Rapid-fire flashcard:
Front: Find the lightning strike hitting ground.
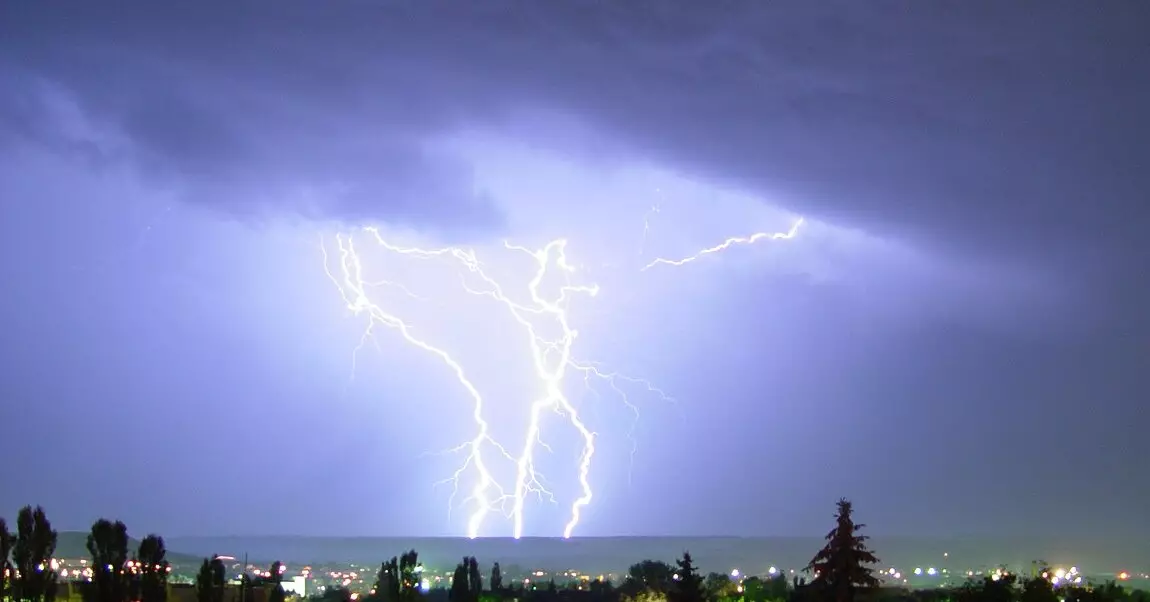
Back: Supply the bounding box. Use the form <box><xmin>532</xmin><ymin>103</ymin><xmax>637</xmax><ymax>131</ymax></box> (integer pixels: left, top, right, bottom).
<box><xmin>321</xmin><ymin>228</ymin><xmax>669</xmax><ymax>539</ymax></box>
<box><xmin>642</xmin><ymin>217</ymin><xmax>804</xmax><ymax>271</ymax></box>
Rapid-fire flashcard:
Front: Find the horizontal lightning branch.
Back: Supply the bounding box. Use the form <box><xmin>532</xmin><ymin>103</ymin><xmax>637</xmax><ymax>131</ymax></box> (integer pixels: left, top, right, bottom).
<box><xmin>642</xmin><ymin>217</ymin><xmax>804</xmax><ymax>271</ymax></box>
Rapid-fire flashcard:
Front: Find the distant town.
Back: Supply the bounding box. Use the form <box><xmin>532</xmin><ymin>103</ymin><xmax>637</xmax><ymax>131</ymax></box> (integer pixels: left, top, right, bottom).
<box><xmin>3</xmin><ymin>501</ymin><xmax>1148</xmax><ymax>602</ymax></box>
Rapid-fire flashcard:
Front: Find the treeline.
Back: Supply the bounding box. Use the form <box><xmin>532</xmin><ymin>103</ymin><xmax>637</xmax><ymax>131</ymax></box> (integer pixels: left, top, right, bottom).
<box><xmin>0</xmin><ymin>505</ymin><xmax>172</xmax><ymax>602</ymax></box>
<box><xmin>4</xmin><ymin>500</ymin><xmax>1150</xmax><ymax>602</ymax></box>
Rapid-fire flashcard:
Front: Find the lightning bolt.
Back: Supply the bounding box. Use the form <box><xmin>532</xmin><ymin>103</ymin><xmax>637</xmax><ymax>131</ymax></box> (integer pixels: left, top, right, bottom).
<box><xmin>642</xmin><ymin>217</ymin><xmax>804</xmax><ymax>270</ymax></box>
<box><xmin>321</xmin><ymin>227</ymin><xmax>669</xmax><ymax>539</ymax></box>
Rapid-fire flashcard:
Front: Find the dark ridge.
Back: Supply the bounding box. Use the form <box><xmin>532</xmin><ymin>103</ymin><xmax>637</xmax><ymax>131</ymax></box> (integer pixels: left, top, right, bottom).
<box><xmin>152</xmin><ymin>536</ymin><xmax>1148</xmax><ymax>574</ymax></box>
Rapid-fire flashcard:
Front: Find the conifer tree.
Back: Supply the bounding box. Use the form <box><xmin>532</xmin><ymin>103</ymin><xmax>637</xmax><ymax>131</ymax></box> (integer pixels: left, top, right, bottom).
<box><xmin>806</xmin><ymin>498</ymin><xmax>880</xmax><ymax>602</ymax></box>
<box><xmin>668</xmin><ymin>552</ymin><xmax>704</xmax><ymax>602</ymax></box>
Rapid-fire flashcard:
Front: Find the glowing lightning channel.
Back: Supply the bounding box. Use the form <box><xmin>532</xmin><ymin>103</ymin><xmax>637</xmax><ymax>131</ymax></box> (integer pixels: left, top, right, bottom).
<box><xmin>321</xmin><ymin>233</ymin><xmax>511</xmax><ymax>539</ymax></box>
<box><xmin>322</xmin><ymin>228</ymin><xmax>669</xmax><ymax>539</ymax></box>
<box><xmin>641</xmin><ymin>217</ymin><xmax>805</xmax><ymax>270</ymax></box>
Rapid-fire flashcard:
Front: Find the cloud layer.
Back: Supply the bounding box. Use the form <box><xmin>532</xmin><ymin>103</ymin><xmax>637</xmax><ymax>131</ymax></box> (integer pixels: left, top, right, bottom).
<box><xmin>3</xmin><ymin>1</ymin><xmax>1148</xmax><ymax>265</ymax></box>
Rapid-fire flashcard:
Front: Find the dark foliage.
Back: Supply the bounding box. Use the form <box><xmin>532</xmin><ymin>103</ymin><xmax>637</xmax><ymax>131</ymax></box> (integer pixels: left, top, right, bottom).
<box><xmin>12</xmin><ymin>505</ymin><xmax>59</xmax><ymax>602</ymax></box>
<box><xmin>620</xmin><ymin>560</ymin><xmax>676</xmax><ymax>597</ymax></box>
<box><xmin>135</xmin><ymin>534</ymin><xmax>170</xmax><ymax>602</ymax></box>
<box><xmin>84</xmin><ymin>519</ymin><xmax>131</xmax><ymax>602</ymax></box>
<box><xmin>195</xmin><ymin>556</ymin><xmax>227</xmax><ymax>602</ymax></box>
<box><xmin>807</xmin><ymin>498</ymin><xmax>880</xmax><ymax>602</ymax></box>
<box><xmin>668</xmin><ymin>552</ymin><xmax>705</xmax><ymax>602</ymax></box>
<box><xmin>490</xmin><ymin>563</ymin><xmax>503</xmax><ymax>593</ymax></box>
<box><xmin>0</xmin><ymin>517</ymin><xmax>12</xmax><ymax>602</ymax></box>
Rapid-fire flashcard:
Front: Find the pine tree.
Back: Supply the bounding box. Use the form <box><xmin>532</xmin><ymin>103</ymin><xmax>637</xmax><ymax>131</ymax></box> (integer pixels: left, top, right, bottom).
<box><xmin>668</xmin><ymin>552</ymin><xmax>704</xmax><ymax>602</ymax></box>
<box><xmin>806</xmin><ymin>498</ymin><xmax>880</xmax><ymax>602</ymax></box>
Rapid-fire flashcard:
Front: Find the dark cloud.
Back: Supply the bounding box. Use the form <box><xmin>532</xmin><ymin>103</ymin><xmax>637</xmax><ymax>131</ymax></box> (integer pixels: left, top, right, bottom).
<box><xmin>3</xmin><ymin>2</ymin><xmax>1148</xmax><ymax>270</ymax></box>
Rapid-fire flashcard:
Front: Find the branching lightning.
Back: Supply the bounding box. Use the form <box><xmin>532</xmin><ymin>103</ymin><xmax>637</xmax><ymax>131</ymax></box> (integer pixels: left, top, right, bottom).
<box><xmin>642</xmin><ymin>217</ymin><xmax>804</xmax><ymax>271</ymax></box>
<box><xmin>321</xmin><ymin>227</ymin><xmax>670</xmax><ymax>539</ymax></box>
<box><xmin>321</xmin><ymin>206</ymin><xmax>801</xmax><ymax>539</ymax></box>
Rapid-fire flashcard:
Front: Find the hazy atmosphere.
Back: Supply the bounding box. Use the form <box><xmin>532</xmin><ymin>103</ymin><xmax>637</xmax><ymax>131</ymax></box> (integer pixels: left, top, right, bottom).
<box><xmin>1</xmin><ymin>2</ymin><xmax>1148</xmax><ymax>540</ymax></box>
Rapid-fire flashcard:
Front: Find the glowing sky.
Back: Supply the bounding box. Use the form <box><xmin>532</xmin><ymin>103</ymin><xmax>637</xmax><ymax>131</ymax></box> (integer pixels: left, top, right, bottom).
<box><xmin>1</xmin><ymin>2</ymin><xmax>1148</xmax><ymax>538</ymax></box>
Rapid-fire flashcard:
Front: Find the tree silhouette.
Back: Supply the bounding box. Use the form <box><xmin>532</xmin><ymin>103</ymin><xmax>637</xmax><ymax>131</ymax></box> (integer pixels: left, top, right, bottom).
<box><xmin>806</xmin><ymin>498</ymin><xmax>880</xmax><ymax>602</ymax></box>
<box><xmin>398</xmin><ymin>550</ymin><xmax>422</xmax><ymax>601</ymax></box>
<box><xmin>0</xmin><ymin>517</ymin><xmax>11</xmax><ymax>602</ymax></box>
<box><xmin>668</xmin><ymin>553</ymin><xmax>704</xmax><ymax>602</ymax></box>
<box><xmin>375</xmin><ymin>558</ymin><xmax>400</xmax><ymax>602</ymax></box>
<box><xmin>85</xmin><ymin>519</ymin><xmax>131</xmax><ymax>602</ymax></box>
<box><xmin>267</xmin><ymin>561</ymin><xmax>286</xmax><ymax>602</ymax></box>
<box><xmin>195</xmin><ymin>557</ymin><xmax>227</xmax><ymax>602</ymax></box>
<box><xmin>490</xmin><ymin>563</ymin><xmax>503</xmax><ymax>593</ymax></box>
<box><xmin>135</xmin><ymin>534</ymin><xmax>169</xmax><ymax>602</ymax></box>
<box><xmin>12</xmin><ymin>505</ymin><xmax>58</xmax><ymax>602</ymax></box>
<box><xmin>467</xmin><ymin>557</ymin><xmax>482</xmax><ymax>599</ymax></box>
<box><xmin>955</xmin><ymin>570</ymin><xmax>1016</xmax><ymax>602</ymax></box>
<box><xmin>450</xmin><ymin>562</ymin><xmax>471</xmax><ymax>602</ymax></box>
<box><xmin>703</xmin><ymin>572</ymin><xmax>735</xmax><ymax>601</ymax></box>
<box><xmin>621</xmin><ymin>560</ymin><xmax>675</xmax><ymax>597</ymax></box>
<box><xmin>1019</xmin><ymin>565</ymin><xmax>1058</xmax><ymax>602</ymax></box>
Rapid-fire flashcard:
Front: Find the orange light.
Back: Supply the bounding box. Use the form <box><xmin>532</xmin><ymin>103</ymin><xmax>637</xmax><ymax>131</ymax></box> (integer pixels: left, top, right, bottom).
<box><xmin>1118</xmin><ymin>572</ymin><xmax>1129</xmax><ymax>580</ymax></box>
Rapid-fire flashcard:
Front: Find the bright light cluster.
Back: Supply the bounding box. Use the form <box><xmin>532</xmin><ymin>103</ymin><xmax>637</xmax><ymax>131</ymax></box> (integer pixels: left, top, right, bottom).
<box><xmin>321</xmin><ymin>212</ymin><xmax>801</xmax><ymax>538</ymax></box>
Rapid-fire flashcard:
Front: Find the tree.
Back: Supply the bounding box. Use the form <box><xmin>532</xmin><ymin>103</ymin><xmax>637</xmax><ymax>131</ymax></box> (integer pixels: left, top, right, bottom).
<box><xmin>490</xmin><ymin>563</ymin><xmax>503</xmax><ymax>593</ymax></box>
<box><xmin>1019</xmin><ymin>566</ymin><xmax>1058</xmax><ymax>602</ymax></box>
<box><xmin>267</xmin><ymin>562</ymin><xmax>286</xmax><ymax>602</ymax></box>
<box><xmin>1</xmin><ymin>517</ymin><xmax>12</xmax><ymax>602</ymax></box>
<box><xmin>85</xmin><ymin>519</ymin><xmax>131</xmax><ymax>602</ymax></box>
<box><xmin>398</xmin><ymin>550</ymin><xmax>422</xmax><ymax>601</ymax></box>
<box><xmin>450</xmin><ymin>562</ymin><xmax>471</xmax><ymax>602</ymax></box>
<box><xmin>621</xmin><ymin>560</ymin><xmax>675</xmax><ymax>597</ymax></box>
<box><xmin>375</xmin><ymin>558</ymin><xmax>400</xmax><ymax>602</ymax></box>
<box><xmin>806</xmin><ymin>498</ymin><xmax>880</xmax><ymax>602</ymax></box>
<box><xmin>136</xmin><ymin>535</ymin><xmax>170</xmax><ymax>602</ymax></box>
<box><xmin>195</xmin><ymin>557</ymin><xmax>226</xmax><ymax>602</ymax></box>
<box><xmin>668</xmin><ymin>553</ymin><xmax>704</xmax><ymax>602</ymax></box>
<box><xmin>12</xmin><ymin>505</ymin><xmax>58</xmax><ymax>602</ymax></box>
<box><xmin>467</xmin><ymin>557</ymin><xmax>482</xmax><ymax>599</ymax></box>
<box><xmin>703</xmin><ymin>573</ymin><xmax>735</xmax><ymax>601</ymax></box>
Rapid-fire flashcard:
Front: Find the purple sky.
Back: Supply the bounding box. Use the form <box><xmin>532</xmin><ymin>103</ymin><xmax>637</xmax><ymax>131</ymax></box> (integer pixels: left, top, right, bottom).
<box><xmin>1</xmin><ymin>1</ymin><xmax>1148</xmax><ymax>539</ymax></box>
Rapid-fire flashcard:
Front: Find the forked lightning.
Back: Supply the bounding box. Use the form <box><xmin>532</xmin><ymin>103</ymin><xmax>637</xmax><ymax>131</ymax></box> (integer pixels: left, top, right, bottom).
<box><xmin>321</xmin><ymin>211</ymin><xmax>800</xmax><ymax>538</ymax></box>
<box><xmin>321</xmin><ymin>228</ymin><xmax>669</xmax><ymax>539</ymax></box>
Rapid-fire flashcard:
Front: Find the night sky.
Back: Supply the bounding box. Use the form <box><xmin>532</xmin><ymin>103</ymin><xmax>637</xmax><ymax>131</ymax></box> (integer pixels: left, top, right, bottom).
<box><xmin>1</xmin><ymin>2</ymin><xmax>1148</xmax><ymax>540</ymax></box>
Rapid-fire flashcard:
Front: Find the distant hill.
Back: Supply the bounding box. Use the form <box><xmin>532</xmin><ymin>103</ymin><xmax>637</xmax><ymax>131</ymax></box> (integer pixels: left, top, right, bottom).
<box><xmin>55</xmin><ymin>532</ymin><xmax>205</xmax><ymax>568</ymax></box>
<box><xmin>160</xmin><ymin>535</ymin><xmax>1149</xmax><ymax>575</ymax></box>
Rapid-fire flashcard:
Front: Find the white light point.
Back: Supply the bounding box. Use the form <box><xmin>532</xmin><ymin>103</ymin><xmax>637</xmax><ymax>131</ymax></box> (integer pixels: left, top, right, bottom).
<box><xmin>642</xmin><ymin>217</ymin><xmax>804</xmax><ymax>271</ymax></box>
<box><xmin>321</xmin><ymin>227</ymin><xmax>669</xmax><ymax>539</ymax></box>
